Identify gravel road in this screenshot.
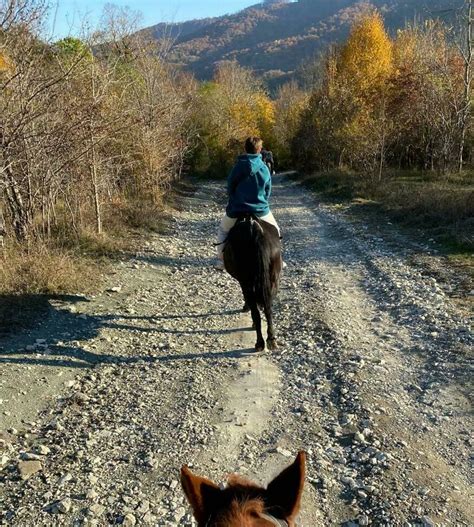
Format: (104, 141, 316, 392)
(0, 175, 472, 526)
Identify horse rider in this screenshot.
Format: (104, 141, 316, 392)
(215, 136, 282, 270)
(261, 147, 275, 175)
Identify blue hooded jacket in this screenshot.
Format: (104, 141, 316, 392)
(226, 154, 271, 218)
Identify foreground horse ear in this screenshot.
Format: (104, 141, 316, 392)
(181, 465, 221, 524)
(266, 451, 306, 520)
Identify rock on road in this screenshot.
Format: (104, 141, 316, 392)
(0, 175, 472, 526)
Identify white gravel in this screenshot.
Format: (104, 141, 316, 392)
(0, 174, 472, 526)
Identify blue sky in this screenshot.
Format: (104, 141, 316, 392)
(48, 1, 257, 39)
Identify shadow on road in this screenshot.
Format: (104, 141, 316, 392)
(0, 296, 254, 369)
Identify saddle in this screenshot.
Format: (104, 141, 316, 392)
(235, 213, 259, 225)
(233, 214, 283, 241)
(233, 214, 283, 242)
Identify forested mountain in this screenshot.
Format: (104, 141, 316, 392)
(142, 0, 463, 86)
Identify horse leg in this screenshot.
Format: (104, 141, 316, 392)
(264, 302, 278, 351)
(245, 292, 264, 351)
(252, 305, 265, 351)
(240, 286, 250, 312)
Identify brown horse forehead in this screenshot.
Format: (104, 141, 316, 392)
(213, 497, 266, 525)
(215, 514, 277, 527)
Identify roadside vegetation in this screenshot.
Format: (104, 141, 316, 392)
(0, 1, 197, 294)
(294, 170, 473, 256)
(0, 0, 276, 295)
(272, 8, 473, 256)
(0, 0, 472, 297)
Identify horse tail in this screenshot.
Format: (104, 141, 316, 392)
(251, 218, 272, 310)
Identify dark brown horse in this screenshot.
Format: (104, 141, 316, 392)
(181, 451, 306, 527)
(223, 215, 282, 352)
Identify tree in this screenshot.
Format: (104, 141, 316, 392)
(193, 61, 273, 175)
(0, 0, 198, 246)
(273, 81, 309, 168)
(294, 12, 395, 175)
(0, 4, 87, 241)
(338, 12, 394, 176)
(458, 0, 473, 172)
(390, 22, 466, 173)
(339, 12, 393, 96)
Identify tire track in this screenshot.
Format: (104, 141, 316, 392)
(0, 175, 471, 526)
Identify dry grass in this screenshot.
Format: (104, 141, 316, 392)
(373, 179, 473, 250)
(0, 243, 103, 295)
(70, 231, 127, 258)
(296, 170, 474, 253)
(0, 192, 173, 296)
(107, 198, 167, 233)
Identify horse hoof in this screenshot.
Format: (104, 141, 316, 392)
(255, 342, 265, 352)
(267, 339, 278, 351)
(242, 303, 250, 313)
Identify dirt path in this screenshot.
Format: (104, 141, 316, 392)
(0, 175, 472, 526)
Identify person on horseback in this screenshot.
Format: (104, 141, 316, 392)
(261, 147, 275, 175)
(215, 136, 281, 270)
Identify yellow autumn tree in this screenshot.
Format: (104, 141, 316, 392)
(337, 12, 394, 175)
(294, 12, 468, 175)
(273, 82, 309, 167)
(339, 12, 393, 98)
(255, 93, 276, 145)
(293, 12, 395, 175)
(194, 62, 275, 176)
(229, 98, 260, 139)
(0, 51, 13, 74)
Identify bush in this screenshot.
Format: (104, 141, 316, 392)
(108, 198, 167, 233)
(0, 243, 103, 295)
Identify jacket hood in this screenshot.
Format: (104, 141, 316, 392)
(237, 154, 263, 174)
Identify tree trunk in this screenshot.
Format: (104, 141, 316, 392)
(91, 159, 102, 235)
(3, 165, 31, 242)
(459, 0, 472, 173)
(89, 61, 102, 235)
(378, 97, 387, 182)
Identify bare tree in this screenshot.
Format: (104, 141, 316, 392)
(0, 0, 198, 251)
(458, 0, 472, 172)
(0, 0, 46, 32)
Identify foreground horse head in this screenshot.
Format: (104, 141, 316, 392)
(181, 451, 305, 527)
(224, 215, 282, 352)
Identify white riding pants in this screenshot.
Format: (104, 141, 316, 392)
(216, 212, 280, 259)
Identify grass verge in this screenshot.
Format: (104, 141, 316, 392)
(294, 170, 474, 258)
(0, 242, 103, 296)
(0, 191, 173, 298)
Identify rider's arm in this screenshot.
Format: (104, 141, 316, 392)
(264, 166, 272, 200)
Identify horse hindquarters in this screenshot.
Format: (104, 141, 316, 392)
(224, 221, 265, 351)
(224, 218, 279, 352)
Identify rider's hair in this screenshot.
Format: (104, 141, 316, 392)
(245, 136, 263, 154)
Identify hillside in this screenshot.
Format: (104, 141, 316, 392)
(142, 0, 463, 86)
